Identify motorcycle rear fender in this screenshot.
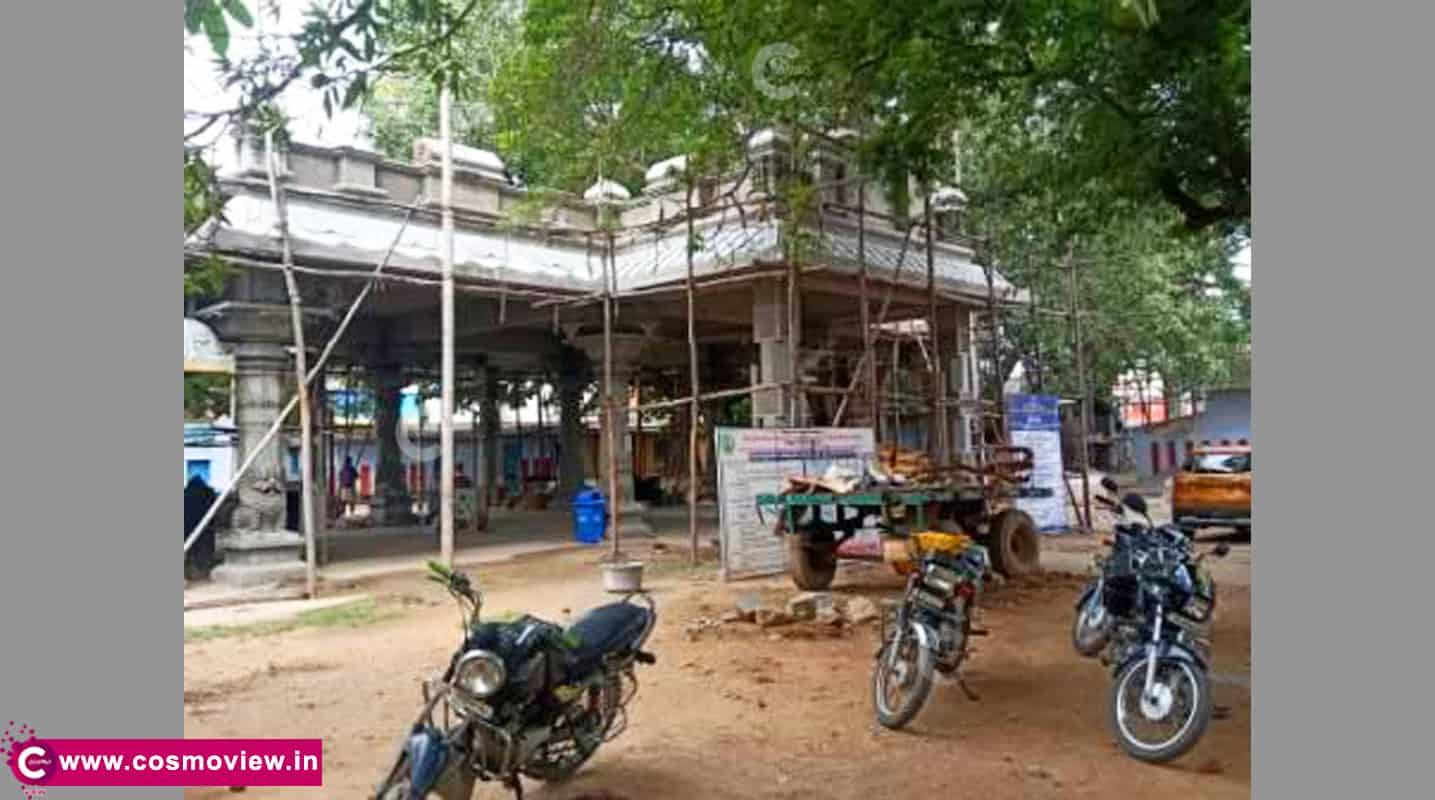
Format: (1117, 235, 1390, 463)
(404, 725, 450, 797)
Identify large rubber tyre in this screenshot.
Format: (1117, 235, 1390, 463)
(1107, 656, 1213, 764)
(873, 623, 936, 730)
(787, 528, 838, 590)
(987, 509, 1041, 579)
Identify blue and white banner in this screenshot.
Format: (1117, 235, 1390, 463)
(1006, 394, 1069, 533)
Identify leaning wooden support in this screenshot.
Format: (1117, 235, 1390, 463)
(183, 195, 426, 556)
(685, 179, 701, 564)
(265, 131, 317, 598)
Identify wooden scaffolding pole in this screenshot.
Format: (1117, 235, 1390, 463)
(923, 195, 947, 463)
(981, 241, 1003, 452)
(1065, 242, 1093, 532)
(685, 180, 701, 564)
(439, 81, 457, 566)
(265, 130, 317, 598)
(858, 165, 877, 438)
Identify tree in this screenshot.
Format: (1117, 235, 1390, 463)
(183, 0, 491, 296)
(185, 373, 231, 420)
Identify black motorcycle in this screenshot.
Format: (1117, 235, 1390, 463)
(375, 562, 657, 800)
(1072, 478, 1228, 763)
(873, 535, 990, 729)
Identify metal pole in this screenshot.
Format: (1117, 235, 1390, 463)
(439, 81, 456, 566)
(603, 231, 621, 559)
(184, 196, 425, 555)
(265, 131, 317, 598)
(685, 179, 701, 564)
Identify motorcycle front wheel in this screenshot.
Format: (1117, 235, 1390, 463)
(1108, 656, 1212, 763)
(872, 622, 936, 730)
(1071, 586, 1111, 657)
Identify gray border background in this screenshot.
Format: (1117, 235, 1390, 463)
(0, 2, 178, 798)
(0, 2, 1430, 798)
(1257, 2, 1435, 796)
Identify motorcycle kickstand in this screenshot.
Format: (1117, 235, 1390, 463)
(504, 775, 524, 800)
(956, 673, 981, 702)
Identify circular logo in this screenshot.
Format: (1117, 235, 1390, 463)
(752, 43, 801, 100)
(10, 739, 57, 786)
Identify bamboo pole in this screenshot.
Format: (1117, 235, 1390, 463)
(1066, 242, 1093, 532)
(633, 383, 786, 413)
(265, 131, 317, 598)
(831, 221, 919, 426)
(923, 196, 945, 462)
(858, 167, 876, 437)
(685, 179, 701, 564)
(787, 243, 800, 426)
(439, 81, 456, 566)
(184, 196, 425, 555)
(981, 241, 1003, 457)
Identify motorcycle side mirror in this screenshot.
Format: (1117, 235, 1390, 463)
(1213, 543, 1232, 558)
(1100, 476, 1120, 494)
(1122, 493, 1148, 515)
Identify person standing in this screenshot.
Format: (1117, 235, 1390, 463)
(339, 456, 359, 517)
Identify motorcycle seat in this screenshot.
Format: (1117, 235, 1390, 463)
(565, 602, 652, 674)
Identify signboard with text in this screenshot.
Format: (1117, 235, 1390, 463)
(1005, 394, 1070, 533)
(714, 427, 878, 580)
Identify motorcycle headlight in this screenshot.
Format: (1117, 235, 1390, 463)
(454, 650, 506, 698)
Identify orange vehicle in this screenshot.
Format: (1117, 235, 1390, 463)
(1171, 444, 1251, 535)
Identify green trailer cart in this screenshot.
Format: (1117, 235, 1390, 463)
(756, 451, 1054, 590)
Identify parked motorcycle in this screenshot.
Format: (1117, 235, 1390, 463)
(375, 562, 657, 800)
(1072, 478, 1228, 763)
(872, 532, 990, 729)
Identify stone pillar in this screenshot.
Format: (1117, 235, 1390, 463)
(553, 351, 588, 507)
(480, 366, 501, 506)
(751, 278, 805, 426)
(369, 364, 415, 526)
(200, 313, 307, 587)
(574, 333, 653, 538)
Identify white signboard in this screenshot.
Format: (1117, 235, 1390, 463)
(1005, 394, 1069, 533)
(715, 427, 878, 581)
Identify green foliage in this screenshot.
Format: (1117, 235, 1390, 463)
(184, 373, 231, 421)
(183, 149, 232, 298)
(185, 0, 254, 59)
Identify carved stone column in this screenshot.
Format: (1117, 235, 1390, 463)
(369, 363, 415, 526)
(198, 303, 308, 587)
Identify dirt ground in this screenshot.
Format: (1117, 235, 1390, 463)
(183, 532, 1251, 799)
